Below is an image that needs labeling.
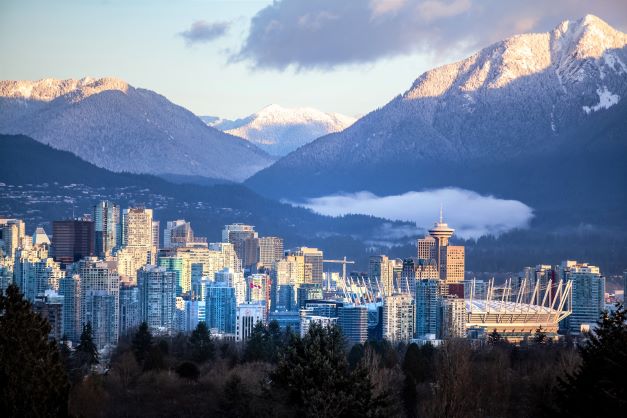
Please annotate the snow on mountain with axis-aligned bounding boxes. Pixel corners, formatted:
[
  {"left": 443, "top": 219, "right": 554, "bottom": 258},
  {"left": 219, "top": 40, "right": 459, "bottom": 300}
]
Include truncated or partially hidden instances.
[
  {"left": 247, "top": 15, "right": 627, "bottom": 200},
  {"left": 201, "top": 104, "right": 356, "bottom": 156},
  {"left": 0, "top": 77, "right": 275, "bottom": 182}
]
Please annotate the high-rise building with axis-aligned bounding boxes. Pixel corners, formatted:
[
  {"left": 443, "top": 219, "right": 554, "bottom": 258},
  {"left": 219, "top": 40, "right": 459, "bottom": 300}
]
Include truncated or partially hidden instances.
[
  {"left": 369, "top": 255, "right": 403, "bottom": 296},
  {"left": 117, "top": 246, "right": 154, "bottom": 283},
  {"left": 287, "top": 247, "right": 323, "bottom": 285},
  {"left": 299, "top": 311, "right": 338, "bottom": 337},
  {"left": 93, "top": 200, "right": 119, "bottom": 257},
  {"left": 338, "top": 305, "right": 368, "bottom": 346},
  {"left": 152, "top": 221, "right": 160, "bottom": 249},
  {"left": 441, "top": 295, "right": 466, "bottom": 338},
  {"left": 119, "top": 281, "right": 140, "bottom": 336},
  {"left": 236, "top": 303, "right": 265, "bottom": 341},
  {"left": 158, "top": 254, "right": 190, "bottom": 296},
  {"left": 178, "top": 299, "right": 201, "bottom": 333},
  {"left": 258, "top": 237, "right": 284, "bottom": 268},
  {"left": 274, "top": 255, "right": 305, "bottom": 287},
  {"left": 32, "top": 227, "right": 51, "bottom": 247},
  {"left": 206, "top": 282, "right": 236, "bottom": 334},
  {"left": 416, "top": 213, "right": 465, "bottom": 287},
  {"left": 415, "top": 278, "right": 441, "bottom": 338},
  {"left": 247, "top": 273, "right": 271, "bottom": 316},
  {"left": 163, "top": 219, "right": 206, "bottom": 249},
  {"left": 382, "top": 293, "right": 415, "bottom": 343},
  {"left": 417, "top": 235, "right": 436, "bottom": 260},
  {"left": 88, "top": 292, "right": 117, "bottom": 349},
  {"left": 297, "top": 284, "right": 323, "bottom": 308},
  {"left": 33, "top": 290, "right": 64, "bottom": 342},
  {"left": 402, "top": 258, "right": 439, "bottom": 294},
  {"left": 563, "top": 261, "right": 605, "bottom": 335},
  {"left": 0, "top": 255, "right": 14, "bottom": 294},
  {"left": 215, "top": 267, "right": 247, "bottom": 305},
  {"left": 0, "top": 218, "right": 26, "bottom": 258},
  {"left": 222, "top": 224, "right": 258, "bottom": 267},
  {"left": 138, "top": 265, "right": 176, "bottom": 334},
  {"left": 173, "top": 243, "right": 242, "bottom": 293},
  {"left": 14, "top": 247, "right": 63, "bottom": 302},
  {"left": 122, "top": 208, "right": 154, "bottom": 247},
  {"left": 73, "top": 257, "right": 119, "bottom": 349},
  {"left": 59, "top": 274, "right": 81, "bottom": 344},
  {"left": 52, "top": 219, "right": 95, "bottom": 265}
]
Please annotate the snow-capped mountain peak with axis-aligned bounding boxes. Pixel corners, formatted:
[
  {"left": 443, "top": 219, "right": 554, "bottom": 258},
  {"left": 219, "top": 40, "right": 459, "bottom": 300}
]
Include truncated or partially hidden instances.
[
  {"left": 0, "top": 77, "right": 274, "bottom": 181},
  {"left": 202, "top": 104, "right": 356, "bottom": 156},
  {"left": 0, "top": 77, "right": 130, "bottom": 103},
  {"left": 245, "top": 15, "right": 627, "bottom": 199}
]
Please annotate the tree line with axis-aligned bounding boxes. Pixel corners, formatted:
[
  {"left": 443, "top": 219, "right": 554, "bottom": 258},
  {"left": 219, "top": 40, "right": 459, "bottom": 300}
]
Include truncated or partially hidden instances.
[{"left": 1, "top": 283, "right": 626, "bottom": 417}]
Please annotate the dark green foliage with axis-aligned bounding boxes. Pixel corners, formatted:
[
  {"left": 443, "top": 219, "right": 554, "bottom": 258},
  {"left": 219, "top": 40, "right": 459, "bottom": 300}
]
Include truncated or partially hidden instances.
[
  {"left": 0, "top": 284, "right": 69, "bottom": 417},
  {"left": 218, "top": 374, "right": 255, "bottom": 418},
  {"left": 365, "top": 339, "right": 399, "bottom": 368},
  {"left": 143, "top": 345, "right": 166, "bottom": 371},
  {"left": 243, "top": 321, "right": 273, "bottom": 363},
  {"left": 488, "top": 329, "right": 505, "bottom": 345},
  {"left": 402, "top": 343, "right": 437, "bottom": 418},
  {"left": 132, "top": 321, "right": 152, "bottom": 364},
  {"left": 189, "top": 321, "right": 215, "bottom": 363},
  {"left": 348, "top": 343, "right": 365, "bottom": 370},
  {"left": 556, "top": 303, "right": 627, "bottom": 417},
  {"left": 533, "top": 326, "right": 548, "bottom": 345},
  {"left": 403, "top": 343, "right": 436, "bottom": 383},
  {"left": 157, "top": 338, "right": 170, "bottom": 355},
  {"left": 270, "top": 323, "right": 389, "bottom": 417},
  {"left": 75, "top": 322, "right": 99, "bottom": 374},
  {"left": 176, "top": 362, "right": 200, "bottom": 381}
]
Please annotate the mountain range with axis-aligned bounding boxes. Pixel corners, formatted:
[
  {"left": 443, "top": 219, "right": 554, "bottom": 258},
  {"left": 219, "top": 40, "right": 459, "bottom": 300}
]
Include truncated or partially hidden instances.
[
  {"left": 3, "top": 133, "right": 625, "bottom": 274},
  {"left": 201, "top": 104, "right": 356, "bottom": 156},
  {"left": 0, "top": 133, "right": 413, "bottom": 265},
  {"left": 0, "top": 77, "right": 275, "bottom": 182},
  {"left": 246, "top": 15, "right": 627, "bottom": 216}
]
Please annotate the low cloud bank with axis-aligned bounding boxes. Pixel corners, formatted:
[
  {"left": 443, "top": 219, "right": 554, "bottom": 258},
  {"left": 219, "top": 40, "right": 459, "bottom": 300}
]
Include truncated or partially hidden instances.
[{"left": 296, "top": 188, "right": 534, "bottom": 240}]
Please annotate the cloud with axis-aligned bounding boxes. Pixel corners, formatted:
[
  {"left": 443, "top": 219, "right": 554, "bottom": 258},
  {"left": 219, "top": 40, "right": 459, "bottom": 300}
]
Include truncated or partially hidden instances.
[
  {"left": 235, "top": 0, "right": 627, "bottom": 69},
  {"left": 295, "top": 188, "right": 534, "bottom": 239},
  {"left": 179, "top": 20, "right": 231, "bottom": 45}
]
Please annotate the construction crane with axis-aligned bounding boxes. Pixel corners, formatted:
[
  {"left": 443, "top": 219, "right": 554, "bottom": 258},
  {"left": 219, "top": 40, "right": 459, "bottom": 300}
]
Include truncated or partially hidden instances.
[{"left": 322, "top": 256, "right": 355, "bottom": 283}]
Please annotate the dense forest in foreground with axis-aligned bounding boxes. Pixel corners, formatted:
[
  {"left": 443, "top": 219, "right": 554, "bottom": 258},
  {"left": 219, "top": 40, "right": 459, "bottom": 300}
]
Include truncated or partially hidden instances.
[{"left": 1, "top": 284, "right": 626, "bottom": 417}]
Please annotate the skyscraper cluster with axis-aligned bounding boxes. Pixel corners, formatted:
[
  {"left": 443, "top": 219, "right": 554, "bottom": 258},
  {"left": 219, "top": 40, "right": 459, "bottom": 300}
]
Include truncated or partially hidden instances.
[{"left": 0, "top": 207, "right": 612, "bottom": 353}]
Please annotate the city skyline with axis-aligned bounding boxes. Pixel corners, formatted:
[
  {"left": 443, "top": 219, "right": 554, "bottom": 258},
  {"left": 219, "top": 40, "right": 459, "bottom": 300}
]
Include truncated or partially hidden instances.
[{"left": 1, "top": 1, "right": 626, "bottom": 415}]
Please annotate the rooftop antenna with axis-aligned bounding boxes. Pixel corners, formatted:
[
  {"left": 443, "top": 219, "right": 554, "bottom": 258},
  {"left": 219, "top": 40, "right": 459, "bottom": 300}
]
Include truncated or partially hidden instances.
[{"left": 439, "top": 203, "right": 443, "bottom": 223}]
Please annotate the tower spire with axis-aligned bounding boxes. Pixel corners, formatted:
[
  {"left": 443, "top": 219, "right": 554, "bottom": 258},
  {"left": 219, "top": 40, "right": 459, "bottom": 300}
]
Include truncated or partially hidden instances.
[{"left": 439, "top": 204, "right": 443, "bottom": 223}]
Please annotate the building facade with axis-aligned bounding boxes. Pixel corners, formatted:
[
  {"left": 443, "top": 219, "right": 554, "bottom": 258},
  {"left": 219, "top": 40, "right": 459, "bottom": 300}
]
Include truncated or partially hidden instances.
[
  {"left": 138, "top": 265, "right": 176, "bottom": 334},
  {"left": 382, "top": 293, "right": 415, "bottom": 343}
]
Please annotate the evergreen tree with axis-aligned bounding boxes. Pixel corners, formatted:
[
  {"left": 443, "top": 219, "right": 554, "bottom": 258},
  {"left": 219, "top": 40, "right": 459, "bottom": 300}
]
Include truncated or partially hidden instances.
[
  {"left": 270, "top": 323, "right": 389, "bottom": 417},
  {"left": 556, "top": 304, "right": 627, "bottom": 417},
  {"left": 132, "top": 321, "right": 153, "bottom": 364},
  {"left": 347, "top": 343, "right": 365, "bottom": 370},
  {"left": 189, "top": 321, "right": 214, "bottom": 363},
  {"left": 0, "top": 284, "right": 69, "bottom": 416},
  {"left": 268, "top": 319, "right": 283, "bottom": 362},
  {"left": 175, "top": 361, "right": 200, "bottom": 381},
  {"left": 219, "top": 374, "right": 255, "bottom": 417},
  {"left": 533, "top": 326, "right": 548, "bottom": 345},
  {"left": 143, "top": 344, "right": 166, "bottom": 371},
  {"left": 488, "top": 329, "right": 505, "bottom": 345},
  {"left": 74, "top": 322, "right": 99, "bottom": 375},
  {"left": 243, "top": 321, "right": 271, "bottom": 362}
]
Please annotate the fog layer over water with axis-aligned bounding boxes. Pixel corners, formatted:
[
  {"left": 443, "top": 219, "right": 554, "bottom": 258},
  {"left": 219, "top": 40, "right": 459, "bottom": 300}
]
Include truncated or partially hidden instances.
[{"left": 295, "top": 188, "right": 534, "bottom": 240}]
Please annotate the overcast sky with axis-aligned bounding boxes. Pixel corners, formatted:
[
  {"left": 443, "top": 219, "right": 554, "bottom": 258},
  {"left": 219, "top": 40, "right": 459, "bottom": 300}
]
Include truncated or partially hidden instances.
[{"left": 1, "top": 0, "right": 625, "bottom": 119}]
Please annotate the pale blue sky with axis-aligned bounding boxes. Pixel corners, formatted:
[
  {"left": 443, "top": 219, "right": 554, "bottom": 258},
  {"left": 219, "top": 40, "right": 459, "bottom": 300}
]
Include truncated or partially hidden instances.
[{"left": 1, "top": 0, "right": 625, "bottom": 119}]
